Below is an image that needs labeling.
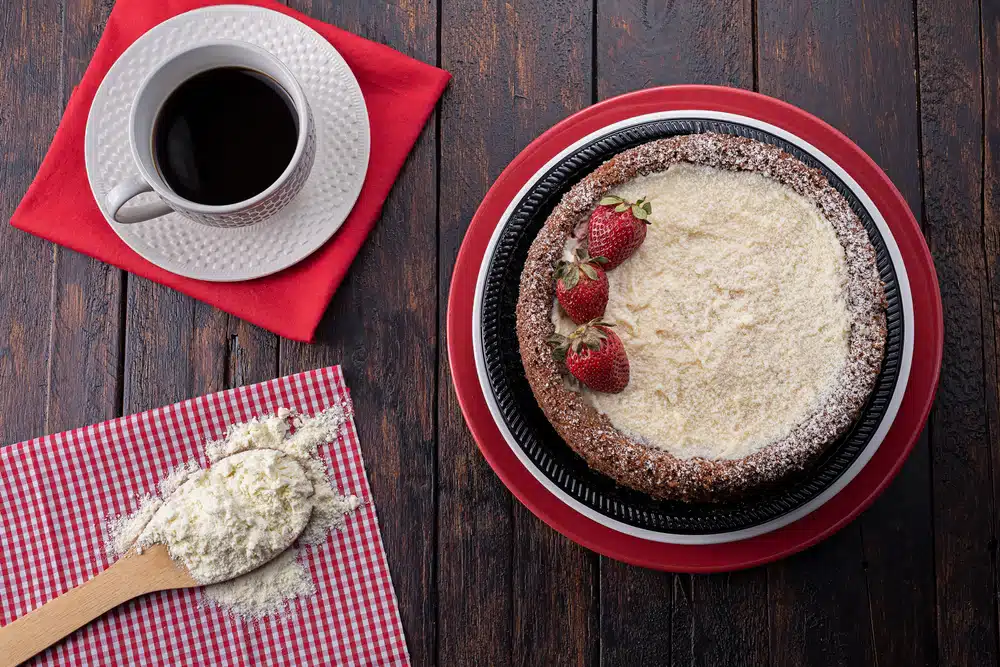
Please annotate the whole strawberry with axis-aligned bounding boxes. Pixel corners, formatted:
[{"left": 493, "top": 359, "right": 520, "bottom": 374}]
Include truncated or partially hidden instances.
[
  {"left": 555, "top": 249, "right": 609, "bottom": 324},
  {"left": 588, "top": 195, "right": 652, "bottom": 269},
  {"left": 548, "top": 319, "right": 630, "bottom": 393}
]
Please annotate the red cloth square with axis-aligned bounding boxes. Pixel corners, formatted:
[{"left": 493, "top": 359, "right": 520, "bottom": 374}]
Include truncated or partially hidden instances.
[{"left": 10, "top": 0, "right": 449, "bottom": 342}]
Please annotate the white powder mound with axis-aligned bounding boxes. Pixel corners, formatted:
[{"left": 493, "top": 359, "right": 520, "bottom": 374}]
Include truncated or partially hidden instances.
[
  {"left": 201, "top": 406, "right": 360, "bottom": 546},
  {"left": 554, "top": 164, "right": 851, "bottom": 460},
  {"left": 203, "top": 549, "right": 315, "bottom": 620},
  {"left": 205, "top": 410, "right": 292, "bottom": 462},
  {"left": 108, "top": 407, "right": 359, "bottom": 619},
  {"left": 137, "top": 449, "right": 315, "bottom": 584}
]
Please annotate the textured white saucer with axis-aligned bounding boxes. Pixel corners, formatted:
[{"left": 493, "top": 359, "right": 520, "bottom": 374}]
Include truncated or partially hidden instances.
[{"left": 84, "top": 5, "right": 370, "bottom": 282}]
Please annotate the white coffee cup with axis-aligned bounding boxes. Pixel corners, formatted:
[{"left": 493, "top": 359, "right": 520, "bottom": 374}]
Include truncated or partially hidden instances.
[{"left": 106, "top": 40, "right": 315, "bottom": 227}]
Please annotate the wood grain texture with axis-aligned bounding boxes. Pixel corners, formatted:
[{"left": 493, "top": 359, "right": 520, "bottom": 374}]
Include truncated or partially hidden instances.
[
  {"left": 769, "top": 529, "right": 875, "bottom": 666},
  {"left": 916, "top": 0, "right": 996, "bottom": 665},
  {"left": 121, "top": 285, "right": 275, "bottom": 422},
  {"left": 985, "top": 5, "right": 1000, "bottom": 659},
  {"left": 595, "top": 3, "right": 758, "bottom": 665},
  {"left": 0, "top": 0, "right": 60, "bottom": 445},
  {"left": 0, "top": 1, "right": 987, "bottom": 665},
  {"left": 758, "top": 1, "right": 935, "bottom": 665},
  {"left": 679, "top": 572, "right": 768, "bottom": 667},
  {"left": 46, "top": 0, "right": 121, "bottom": 434},
  {"left": 597, "top": 0, "right": 752, "bottom": 96},
  {"left": 439, "top": 0, "right": 598, "bottom": 665},
  {"left": 439, "top": 1, "right": 598, "bottom": 665},
  {"left": 599, "top": 566, "right": 672, "bottom": 665},
  {"left": 602, "top": 570, "right": 767, "bottom": 667},
  {"left": 281, "top": 2, "right": 439, "bottom": 664},
  {"left": 437, "top": 3, "right": 515, "bottom": 661},
  {"left": 122, "top": 280, "right": 200, "bottom": 411}
]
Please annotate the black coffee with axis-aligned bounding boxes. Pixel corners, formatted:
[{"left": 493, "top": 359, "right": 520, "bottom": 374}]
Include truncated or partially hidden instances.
[{"left": 153, "top": 67, "right": 298, "bottom": 206}]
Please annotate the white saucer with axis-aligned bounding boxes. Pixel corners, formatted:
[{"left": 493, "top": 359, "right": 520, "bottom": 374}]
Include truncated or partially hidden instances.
[{"left": 84, "top": 5, "right": 370, "bottom": 282}]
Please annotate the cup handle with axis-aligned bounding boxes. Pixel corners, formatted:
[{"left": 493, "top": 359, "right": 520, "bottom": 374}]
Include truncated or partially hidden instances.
[{"left": 106, "top": 176, "right": 173, "bottom": 224}]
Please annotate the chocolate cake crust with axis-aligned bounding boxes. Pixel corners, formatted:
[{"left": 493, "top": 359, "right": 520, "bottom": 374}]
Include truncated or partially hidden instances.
[{"left": 514, "top": 133, "right": 887, "bottom": 502}]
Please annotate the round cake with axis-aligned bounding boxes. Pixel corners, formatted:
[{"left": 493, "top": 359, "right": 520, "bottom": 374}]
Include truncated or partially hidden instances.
[{"left": 515, "top": 133, "right": 887, "bottom": 502}]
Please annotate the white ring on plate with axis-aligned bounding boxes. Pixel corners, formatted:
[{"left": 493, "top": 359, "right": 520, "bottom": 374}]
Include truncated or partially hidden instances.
[
  {"left": 85, "top": 5, "right": 370, "bottom": 282},
  {"left": 472, "top": 110, "right": 914, "bottom": 545}
]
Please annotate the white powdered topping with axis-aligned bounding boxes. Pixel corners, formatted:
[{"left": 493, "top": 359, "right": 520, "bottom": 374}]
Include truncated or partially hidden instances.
[
  {"left": 554, "top": 163, "right": 851, "bottom": 460},
  {"left": 108, "top": 408, "right": 361, "bottom": 619}
]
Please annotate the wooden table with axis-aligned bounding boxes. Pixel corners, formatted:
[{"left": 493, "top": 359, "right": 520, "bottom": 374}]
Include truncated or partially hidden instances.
[{"left": 0, "top": 1, "right": 991, "bottom": 665}]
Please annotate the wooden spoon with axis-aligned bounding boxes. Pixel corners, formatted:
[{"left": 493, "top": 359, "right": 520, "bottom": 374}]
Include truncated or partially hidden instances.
[{"left": 0, "top": 545, "right": 197, "bottom": 666}]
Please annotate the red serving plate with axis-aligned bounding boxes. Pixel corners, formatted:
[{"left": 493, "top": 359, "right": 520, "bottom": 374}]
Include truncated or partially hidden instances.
[{"left": 447, "top": 85, "right": 942, "bottom": 572}]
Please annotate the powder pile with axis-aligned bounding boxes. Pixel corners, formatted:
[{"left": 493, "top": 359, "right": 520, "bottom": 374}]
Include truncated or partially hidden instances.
[
  {"left": 137, "top": 449, "right": 314, "bottom": 584},
  {"left": 108, "top": 407, "right": 361, "bottom": 619}
]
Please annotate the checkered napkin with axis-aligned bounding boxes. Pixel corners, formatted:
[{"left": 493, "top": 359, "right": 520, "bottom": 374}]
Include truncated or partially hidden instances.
[{"left": 0, "top": 367, "right": 409, "bottom": 666}]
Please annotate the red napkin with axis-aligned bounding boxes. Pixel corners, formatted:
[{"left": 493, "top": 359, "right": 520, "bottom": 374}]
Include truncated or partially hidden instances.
[{"left": 10, "top": 0, "right": 449, "bottom": 343}]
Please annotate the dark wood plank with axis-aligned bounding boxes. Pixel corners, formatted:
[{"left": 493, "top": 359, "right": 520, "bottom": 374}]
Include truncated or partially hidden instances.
[
  {"left": 677, "top": 571, "right": 769, "bottom": 666},
  {"left": 0, "top": 0, "right": 62, "bottom": 445},
  {"left": 594, "top": 3, "right": 757, "bottom": 665},
  {"left": 439, "top": 1, "right": 597, "bottom": 665},
  {"left": 47, "top": 254, "right": 122, "bottom": 429},
  {"left": 280, "top": 2, "right": 439, "bottom": 664},
  {"left": 768, "top": 529, "right": 875, "bottom": 666},
  {"left": 599, "top": 562, "right": 672, "bottom": 665},
  {"left": 916, "top": 0, "right": 997, "bottom": 665},
  {"left": 985, "top": 6, "right": 1000, "bottom": 661},
  {"left": 507, "top": 4, "right": 599, "bottom": 666},
  {"left": 191, "top": 306, "right": 278, "bottom": 395},
  {"left": 122, "top": 281, "right": 198, "bottom": 410},
  {"left": 860, "top": 437, "right": 936, "bottom": 667},
  {"left": 600, "top": 568, "right": 766, "bottom": 667},
  {"left": 46, "top": 0, "right": 122, "bottom": 434},
  {"left": 758, "top": 1, "right": 935, "bottom": 665},
  {"left": 597, "top": 0, "right": 753, "bottom": 95},
  {"left": 436, "top": 4, "right": 516, "bottom": 659},
  {"left": 123, "top": 293, "right": 277, "bottom": 437},
  {"left": 122, "top": 271, "right": 277, "bottom": 406},
  {"left": 436, "top": 2, "right": 516, "bottom": 658}
]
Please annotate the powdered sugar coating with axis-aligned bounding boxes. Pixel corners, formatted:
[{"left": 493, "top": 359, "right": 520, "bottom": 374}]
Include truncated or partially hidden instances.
[{"left": 515, "top": 133, "right": 887, "bottom": 501}]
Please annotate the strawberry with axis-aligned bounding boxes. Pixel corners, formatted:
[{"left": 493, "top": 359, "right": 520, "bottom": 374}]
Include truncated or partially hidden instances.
[
  {"left": 554, "top": 249, "right": 610, "bottom": 324},
  {"left": 548, "top": 319, "right": 630, "bottom": 393},
  {"left": 587, "top": 195, "right": 652, "bottom": 269}
]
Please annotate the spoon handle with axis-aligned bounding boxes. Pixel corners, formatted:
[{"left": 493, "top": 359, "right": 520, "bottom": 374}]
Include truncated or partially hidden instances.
[{"left": 0, "top": 545, "right": 192, "bottom": 666}]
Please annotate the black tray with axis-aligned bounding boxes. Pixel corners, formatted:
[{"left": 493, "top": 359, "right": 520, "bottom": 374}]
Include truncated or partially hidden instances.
[{"left": 478, "top": 119, "right": 904, "bottom": 535}]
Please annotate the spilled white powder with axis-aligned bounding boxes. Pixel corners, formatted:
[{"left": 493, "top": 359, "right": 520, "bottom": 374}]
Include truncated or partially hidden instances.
[
  {"left": 108, "top": 407, "right": 361, "bottom": 620},
  {"left": 204, "top": 549, "right": 315, "bottom": 619},
  {"left": 106, "top": 461, "right": 199, "bottom": 559}
]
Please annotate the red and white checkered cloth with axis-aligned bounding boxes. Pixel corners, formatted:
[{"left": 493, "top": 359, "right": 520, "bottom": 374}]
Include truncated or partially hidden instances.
[{"left": 0, "top": 366, "right": 409, "bottom": 666}]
